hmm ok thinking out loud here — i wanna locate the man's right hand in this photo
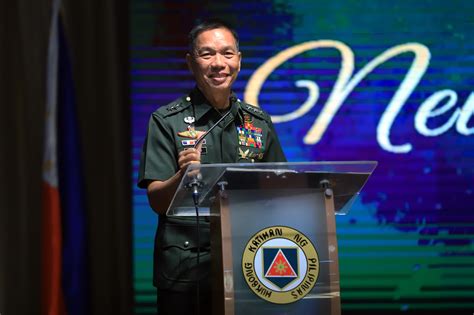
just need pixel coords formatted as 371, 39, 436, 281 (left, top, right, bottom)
147, 142, 203, 214
177, 142, 203, 172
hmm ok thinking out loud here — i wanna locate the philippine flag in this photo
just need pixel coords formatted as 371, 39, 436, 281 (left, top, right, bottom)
41, 0, 65, 313
41, 0, 88, 314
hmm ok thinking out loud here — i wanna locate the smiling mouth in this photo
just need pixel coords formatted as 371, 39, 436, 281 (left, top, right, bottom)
210, 73, 228, 78
209, 74, 229, 84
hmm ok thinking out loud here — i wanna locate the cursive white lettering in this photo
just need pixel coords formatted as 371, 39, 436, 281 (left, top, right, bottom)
456, 92, 474, 135
415, 90, 459, 136
244, 40, 474, 153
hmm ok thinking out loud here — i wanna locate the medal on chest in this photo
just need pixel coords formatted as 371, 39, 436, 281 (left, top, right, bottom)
237, 114, 263, 149
178, 116, 208, 154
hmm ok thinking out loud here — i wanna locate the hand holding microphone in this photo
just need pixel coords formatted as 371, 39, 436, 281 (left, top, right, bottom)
178, 141, 203, 173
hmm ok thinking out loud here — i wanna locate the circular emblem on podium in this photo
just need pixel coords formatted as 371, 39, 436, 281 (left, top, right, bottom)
242, 226, 319, 304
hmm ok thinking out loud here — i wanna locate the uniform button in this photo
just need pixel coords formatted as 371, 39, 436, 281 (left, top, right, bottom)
183, 241, 190, 248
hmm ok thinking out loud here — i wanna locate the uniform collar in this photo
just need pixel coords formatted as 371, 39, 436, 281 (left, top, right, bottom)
190, 87, 240, 123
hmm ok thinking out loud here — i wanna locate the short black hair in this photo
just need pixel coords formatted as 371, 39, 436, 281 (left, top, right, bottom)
188, 19, 239, 54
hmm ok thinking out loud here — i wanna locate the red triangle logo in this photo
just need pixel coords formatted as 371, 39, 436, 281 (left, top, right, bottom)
265, 249, 297, 277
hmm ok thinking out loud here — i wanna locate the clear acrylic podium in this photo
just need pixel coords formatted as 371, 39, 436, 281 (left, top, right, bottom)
166, 161, 377, 315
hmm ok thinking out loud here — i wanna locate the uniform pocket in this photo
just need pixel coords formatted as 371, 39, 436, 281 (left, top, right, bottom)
155, 221, 211, 285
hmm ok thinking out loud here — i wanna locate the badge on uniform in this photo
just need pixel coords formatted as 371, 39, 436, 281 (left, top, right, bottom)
181, 139, 206, 146
177, 125, 206, 139
243, 113, 253, 124
237, 115, 263, 149
178, 118, 208, 154
239, 148, 250, 159
239, 148, 263, 162
184, 116, 195, 124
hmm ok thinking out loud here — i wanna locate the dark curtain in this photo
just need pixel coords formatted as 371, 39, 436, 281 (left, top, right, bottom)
0, 0, 132, 314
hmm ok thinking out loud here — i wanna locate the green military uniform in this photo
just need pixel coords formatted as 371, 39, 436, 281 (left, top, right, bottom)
137, 87, 286, 313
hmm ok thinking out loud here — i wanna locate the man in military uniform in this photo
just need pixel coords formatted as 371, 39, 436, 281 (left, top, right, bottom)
138, 19, 286, 314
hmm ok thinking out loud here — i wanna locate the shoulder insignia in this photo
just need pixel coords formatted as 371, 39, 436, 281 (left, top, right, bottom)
160, 97, 192, 117
241, 103, 269, 121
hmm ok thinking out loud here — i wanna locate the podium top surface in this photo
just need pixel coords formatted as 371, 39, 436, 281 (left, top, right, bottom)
166, 161, 377, 216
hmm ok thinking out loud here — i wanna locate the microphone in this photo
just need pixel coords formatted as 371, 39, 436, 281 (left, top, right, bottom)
190, 96, 236, 315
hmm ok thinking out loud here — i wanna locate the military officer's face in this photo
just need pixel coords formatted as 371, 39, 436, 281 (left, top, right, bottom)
187, 27, 241, 96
